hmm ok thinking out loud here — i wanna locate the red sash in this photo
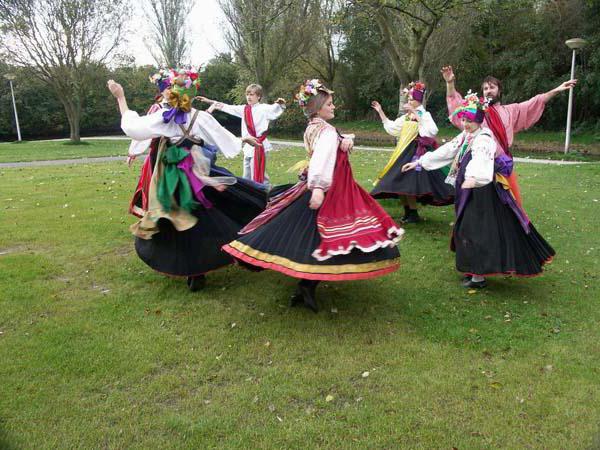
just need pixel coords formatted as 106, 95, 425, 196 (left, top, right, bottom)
129, 138, 159, 217
486, 105, 523, 206
313, 147, 403, 260
244, 104, 268, 183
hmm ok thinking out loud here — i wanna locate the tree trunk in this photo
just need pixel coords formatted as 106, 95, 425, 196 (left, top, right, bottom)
61, 99, 82, 143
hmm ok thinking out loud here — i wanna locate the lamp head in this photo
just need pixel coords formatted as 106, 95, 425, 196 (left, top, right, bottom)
565, 38, 588, 50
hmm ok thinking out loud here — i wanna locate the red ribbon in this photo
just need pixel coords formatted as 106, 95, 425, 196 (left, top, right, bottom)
486, 105, 522, 206
244, 104, 268, 183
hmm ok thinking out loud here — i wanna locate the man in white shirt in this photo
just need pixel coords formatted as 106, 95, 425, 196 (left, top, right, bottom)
199, 84, 286, 187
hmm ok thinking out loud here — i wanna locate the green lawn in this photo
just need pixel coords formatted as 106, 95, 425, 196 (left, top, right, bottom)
1, 148, 599, 448
0, 139, 127, 163
1, 132, 599, 165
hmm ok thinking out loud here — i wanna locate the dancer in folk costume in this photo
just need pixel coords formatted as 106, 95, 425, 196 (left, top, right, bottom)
441, 65, 577, 205
199, 84, 286, 186
223, 80, 403, 312
402, 93, 555, 288
107, 69, 267, 291
128, 69, 174, 217
371, 82, 454, 223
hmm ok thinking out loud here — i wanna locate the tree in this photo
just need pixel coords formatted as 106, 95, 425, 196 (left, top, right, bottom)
299, 0, 346, 86
0, 0, 126, 142
144, 0, 195, 68
218, 0, 321, 99
353, 1, 481, 92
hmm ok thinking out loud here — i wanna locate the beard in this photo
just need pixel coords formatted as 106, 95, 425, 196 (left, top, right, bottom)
486, 95, 499, 105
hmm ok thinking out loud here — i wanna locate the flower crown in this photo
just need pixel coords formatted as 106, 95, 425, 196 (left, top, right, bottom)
452, 90, 490, 122
454, 90, 489, 113
402, 81, 426, 102
295, 79, 333, 107
149, 67, 201, 96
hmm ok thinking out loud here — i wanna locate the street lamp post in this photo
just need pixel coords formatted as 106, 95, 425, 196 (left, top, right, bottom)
564, 38, 587, 154
4, 73, 22, 142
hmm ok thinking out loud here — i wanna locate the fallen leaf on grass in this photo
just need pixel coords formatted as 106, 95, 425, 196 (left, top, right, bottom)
467, 289, 477, 294
541, 364, 554, 373
361, 371, 370, 378
325, 395, 334, 402
489, 381, 502, 389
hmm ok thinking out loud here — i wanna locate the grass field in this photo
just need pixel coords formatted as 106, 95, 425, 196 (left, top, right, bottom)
1, 132, 599, 166
1, 145, 599, 448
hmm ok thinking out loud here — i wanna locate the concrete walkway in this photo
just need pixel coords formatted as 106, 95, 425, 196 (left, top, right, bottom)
0, 136, 590, 169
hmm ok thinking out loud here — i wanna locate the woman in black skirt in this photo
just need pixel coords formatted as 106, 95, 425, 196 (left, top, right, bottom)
223, 79, 403, 312
107, 70, 267, 291
402, 92, 554, 288
371, 82, 454, 223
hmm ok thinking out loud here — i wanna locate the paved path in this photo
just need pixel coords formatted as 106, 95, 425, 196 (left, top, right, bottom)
0, 136, 590, 168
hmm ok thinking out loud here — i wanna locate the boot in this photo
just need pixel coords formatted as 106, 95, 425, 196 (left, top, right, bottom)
187, 275, 206, 292
402, 208, 421, 224
289, 285, 303, 307
401, 205, 411, 222
298, 279, 320, 313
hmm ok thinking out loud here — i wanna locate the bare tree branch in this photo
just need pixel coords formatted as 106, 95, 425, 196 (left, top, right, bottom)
0, 0, 127, 142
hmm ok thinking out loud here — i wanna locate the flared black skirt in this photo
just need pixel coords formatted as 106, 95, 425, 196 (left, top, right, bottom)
135, 169, 267, 277
453, 183, 555, 276
224, 191, 400, 281
371, 141, 454, 205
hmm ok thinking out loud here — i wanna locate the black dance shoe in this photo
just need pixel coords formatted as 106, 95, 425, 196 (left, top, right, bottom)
299, 280, 319, 313
187, 275, 206, 292
402, 209, 421, 224
462, 274, 472, 284
401, 205, 411, 222
289, 287, 303, 307
463, 278, 487, 289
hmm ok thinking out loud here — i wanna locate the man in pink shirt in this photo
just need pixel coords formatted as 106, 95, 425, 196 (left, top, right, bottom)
442, 66, 576, 204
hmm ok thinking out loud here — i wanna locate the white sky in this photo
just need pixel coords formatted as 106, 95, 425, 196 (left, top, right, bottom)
124, 0, 230, 66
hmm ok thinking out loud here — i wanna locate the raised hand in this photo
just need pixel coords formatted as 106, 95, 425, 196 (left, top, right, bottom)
371, 100, 383, 113
555, 79, 578, 92
441, 66, 455, 83
107, 80, 124, 98
275, 97, 286, 105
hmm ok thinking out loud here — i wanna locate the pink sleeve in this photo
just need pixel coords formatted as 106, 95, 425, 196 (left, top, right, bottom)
147, 103, 161, 114
447, 90, 464, 130
505, 94, 546, 133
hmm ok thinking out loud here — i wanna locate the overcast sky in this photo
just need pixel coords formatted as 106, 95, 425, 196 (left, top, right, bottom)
124, 0, 229, 66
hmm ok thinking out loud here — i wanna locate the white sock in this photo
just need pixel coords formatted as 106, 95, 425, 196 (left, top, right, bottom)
471, 275, 485, 283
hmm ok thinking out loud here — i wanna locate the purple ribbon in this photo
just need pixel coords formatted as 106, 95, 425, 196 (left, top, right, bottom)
411, 136, 438, 171
177, 154, 213, 208
162, 108, 188, 125
454, 152, 530, 233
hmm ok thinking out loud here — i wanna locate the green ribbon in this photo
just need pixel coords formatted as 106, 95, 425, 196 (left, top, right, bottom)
157, 145, 199, 213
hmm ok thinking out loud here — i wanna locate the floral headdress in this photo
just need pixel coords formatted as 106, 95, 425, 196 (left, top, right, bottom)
452, 90, 489, 123
150, 67, 201, 124
295, 79, 334, 107
402, 81, 426, 103
150, 67, 201, 97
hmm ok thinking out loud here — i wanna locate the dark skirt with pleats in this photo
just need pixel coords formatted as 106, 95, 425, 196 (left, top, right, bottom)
371, 141, 454, 205
135, 166, 267, 277
452, 183, 554, 276
224, 191, 400, 281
